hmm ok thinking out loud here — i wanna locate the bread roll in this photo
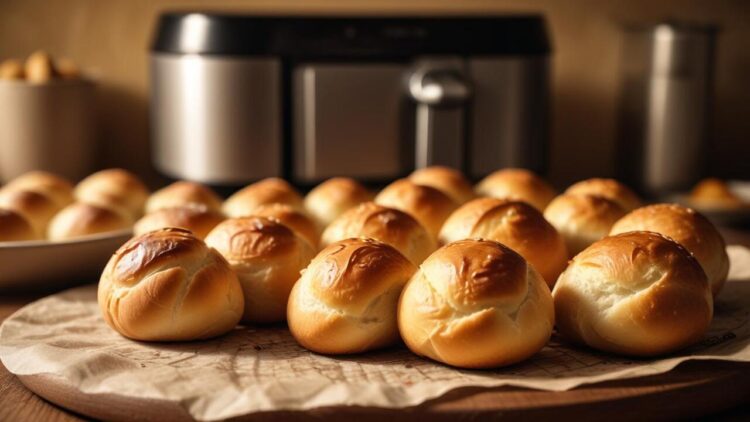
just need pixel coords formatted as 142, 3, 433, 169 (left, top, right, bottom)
0, 208, 40, 242
565, 178, 641, 211
543, 193, 626, 256
146, 181, 222, 214
552, 231, 712, 356
48, 202, 133, 240
609, 203, 729, 297
75, 168, 149, 217
223, 178, 303, 218
399, 239, 554, 368
439, 197, 568, 287
98, 228, 244, 341
321, 202, 436, 264
0, 189, 60, 236
689, 178, 745, 210
25, 50, 54, 83
374, 179, 458, 240
304, 177, 372, 228
287, 238, 416, 354
0, 59, 25, 80
409, 166, 475, 204
134, 205, 224, 239
475, 168, 556, 211
205, 217, 315, 323
252, 203, 320, 249
3, 170, 74, 208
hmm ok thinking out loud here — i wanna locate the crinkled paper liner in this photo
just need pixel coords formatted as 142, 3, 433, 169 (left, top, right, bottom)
2, 246, 750, 421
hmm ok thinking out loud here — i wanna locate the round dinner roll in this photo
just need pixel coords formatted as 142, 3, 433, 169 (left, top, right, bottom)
689, 178, 745, 210
287, 238, 416, 354
223, 177, 304, 218
475, 168, 556, 211
399, 239, 554, 368
409, 166, 475, 204
543, 193, 626, 256
304, 177, 372, 228
439, 198, 568, 287
609, 203, 729, 297
321, 202, 436, 264
565, 178, 641, 211
48, 202, 133, 241
134, 205, 224, 239
374, 179, 458, 240
146, 181, 222, 214
0, 189, 60, 236
205, 217, 316, 323
252, 203, 320, 249
552, 231, 712, 356
0, 208, 40, 242
75, 168, 149, 217
98, 228, 244, 341
3, 170, 74, 208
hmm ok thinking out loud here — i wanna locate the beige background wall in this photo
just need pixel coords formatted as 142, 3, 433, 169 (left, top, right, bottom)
1, 0, 748, 187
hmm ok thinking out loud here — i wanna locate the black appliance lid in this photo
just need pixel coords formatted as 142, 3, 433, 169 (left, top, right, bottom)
151, 13, 550, 57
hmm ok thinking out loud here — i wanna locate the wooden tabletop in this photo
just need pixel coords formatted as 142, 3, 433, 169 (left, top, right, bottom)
2, 227, 750, 421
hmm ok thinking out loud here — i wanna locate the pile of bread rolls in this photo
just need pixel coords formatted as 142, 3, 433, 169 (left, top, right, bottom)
0, 51, 80, 83
94, 166, 728, 369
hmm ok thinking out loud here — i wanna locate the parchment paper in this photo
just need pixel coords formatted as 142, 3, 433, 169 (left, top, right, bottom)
2, 246, 750, 421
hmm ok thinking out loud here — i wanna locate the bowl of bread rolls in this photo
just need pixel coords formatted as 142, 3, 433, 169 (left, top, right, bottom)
670, 178, 750, 227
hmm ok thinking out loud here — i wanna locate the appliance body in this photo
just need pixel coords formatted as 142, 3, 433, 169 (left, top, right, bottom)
151, 14, 551, 185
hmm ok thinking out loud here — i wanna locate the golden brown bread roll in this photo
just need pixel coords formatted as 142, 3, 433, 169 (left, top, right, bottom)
146, 181, 222, 214
565, 178, 641, 211
0, 208, 40, 242
75, 168, 149, 217
252, 203, 320, 249
321, 202, 436, 264
689, 178, 745, 210
399, 239, 554, 368
287, 238, 416, 354
374, 179, 458, 240
439, 197, 568, 287
205, 217, 316, 323
304, 177, 373, 228
475, 168, 556, 211
98, 228, 244, 341
0, 59, 25, 80
3, 170, 74, 208
0, 189, 60, 236
543, 193, 626, 256
552, 231, 712, 356
223, 178, 304, 218
409, 166, 475, 204
134, 205, 224, 239
48, 202, 133, 240
25, 50, 54, 83
609, 203, 729, 297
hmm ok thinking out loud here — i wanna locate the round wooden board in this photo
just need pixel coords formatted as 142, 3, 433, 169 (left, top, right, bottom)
15, 360, 750, 422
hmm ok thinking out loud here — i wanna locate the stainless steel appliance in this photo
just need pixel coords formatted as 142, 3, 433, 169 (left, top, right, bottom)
151, 13, 551, 185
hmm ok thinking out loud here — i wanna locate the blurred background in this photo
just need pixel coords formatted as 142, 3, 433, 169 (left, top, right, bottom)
0, 0, 748, 189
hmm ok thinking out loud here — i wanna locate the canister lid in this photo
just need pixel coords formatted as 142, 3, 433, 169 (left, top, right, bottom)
151, 13, 550, 57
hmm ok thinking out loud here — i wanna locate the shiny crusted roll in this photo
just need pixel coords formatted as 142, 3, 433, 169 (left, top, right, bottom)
610, 203, 729, 297
75, 168, 149, 217
0, 189, 60, 236
134, 205, 225, 239
321, 202, 436, 264
146, 181, 223, 214
543, 193, 626, 256
475, 168, 556, 211
439, 197, 568, 287
398, 239, 554, 368
98, 228, 244, 341
48, 202, 133, 240
552, 231, 712, 356
565, 178, 641, 211
0, 208, 40, 242
287, 238, 416, 354
205, 217, 316, 323
252, 203, 320, 249
223, 177, 304, 218
3, 170, 74, 208
409, 166, 475, 204
304, 177, 373, 228
375, 179, 458, 240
